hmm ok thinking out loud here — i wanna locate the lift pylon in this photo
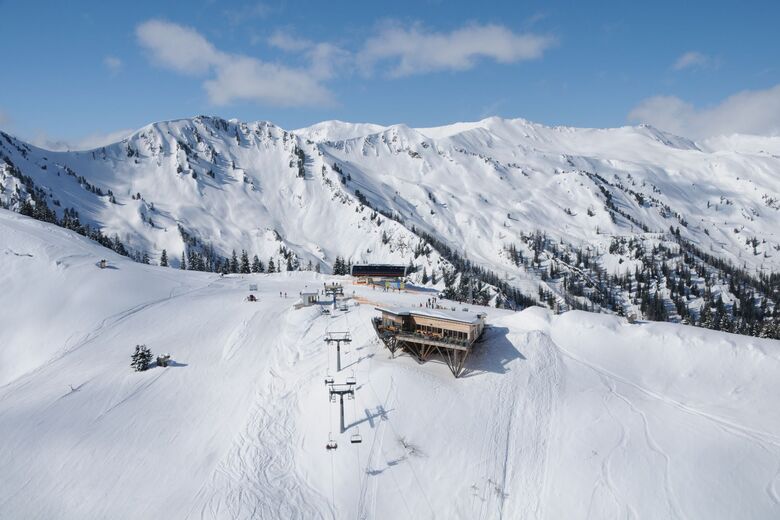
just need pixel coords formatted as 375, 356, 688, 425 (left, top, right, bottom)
324, 332, 352, 372
328, 381, 355, 434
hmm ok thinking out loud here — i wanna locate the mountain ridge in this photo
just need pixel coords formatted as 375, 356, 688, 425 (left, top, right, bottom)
2, 115, 779, 337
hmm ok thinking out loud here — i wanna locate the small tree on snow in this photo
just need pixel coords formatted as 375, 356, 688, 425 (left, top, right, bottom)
131, 344, 153, 372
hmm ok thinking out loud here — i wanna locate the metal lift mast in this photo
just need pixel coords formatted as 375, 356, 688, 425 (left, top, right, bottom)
328, 383, 354, 434
324, 331, 352, 372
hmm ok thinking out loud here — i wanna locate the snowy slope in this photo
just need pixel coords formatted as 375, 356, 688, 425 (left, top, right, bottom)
1, 210, 779, 519
3, 115, 780, 278
294, 120, 387, 142
318, 116, 780, 276
0, 118, 444, 276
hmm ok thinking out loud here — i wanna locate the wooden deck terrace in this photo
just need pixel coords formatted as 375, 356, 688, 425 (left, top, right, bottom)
371, 317, 477, 377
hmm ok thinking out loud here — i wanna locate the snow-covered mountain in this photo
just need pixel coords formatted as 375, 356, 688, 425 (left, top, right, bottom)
2, 116, 780, 334
1, 209, 779, 519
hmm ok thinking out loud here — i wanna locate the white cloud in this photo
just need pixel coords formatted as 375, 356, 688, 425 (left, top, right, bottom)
268, 30, 350, 80
104, 56, 122, 75
203, 56, 332, 107
135, 19, 555, 106
628, 84, 780, 139
136, 19, 332, 107
137, 20, 223, 75
358, 22, 555, 77
30, 128, 134, 152
672, 51, 711, 71
308, 42, 350, 80
268, 29, 311, 52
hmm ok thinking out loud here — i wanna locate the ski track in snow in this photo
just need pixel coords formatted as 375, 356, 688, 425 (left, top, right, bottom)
0, 275, 213, 399
501, 331, 562, 520
191, 306, 331, 520
554, 342, 780, 450
465, 329, 563, 520
553, 339, 780, 518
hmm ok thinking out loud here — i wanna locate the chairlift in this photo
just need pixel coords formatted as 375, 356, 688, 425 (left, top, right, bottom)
326, 434, 338, 450
345, 375, 356, 386
350, 433, 363, 444
324, 374, 335, 385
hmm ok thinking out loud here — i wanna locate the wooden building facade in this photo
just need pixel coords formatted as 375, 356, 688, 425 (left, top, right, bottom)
372, 306, 486, 377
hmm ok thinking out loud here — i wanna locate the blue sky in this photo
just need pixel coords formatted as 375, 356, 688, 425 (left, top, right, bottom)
1, 0, 779, 148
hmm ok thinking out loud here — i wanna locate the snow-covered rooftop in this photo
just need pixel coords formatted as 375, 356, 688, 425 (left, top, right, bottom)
375, 305, 486, 325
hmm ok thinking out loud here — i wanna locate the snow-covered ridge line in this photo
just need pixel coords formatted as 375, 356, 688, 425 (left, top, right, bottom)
2, 114, 780, 336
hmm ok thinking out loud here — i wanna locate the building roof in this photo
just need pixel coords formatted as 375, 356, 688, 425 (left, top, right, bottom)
351, 264, 407, 277
375, 305, 486, 325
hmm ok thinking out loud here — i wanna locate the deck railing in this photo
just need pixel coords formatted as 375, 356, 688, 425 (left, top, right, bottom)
374, 318, 470, 348
396, 331, 470, 348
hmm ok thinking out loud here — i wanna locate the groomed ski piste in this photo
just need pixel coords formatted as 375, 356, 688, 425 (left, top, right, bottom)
1, 209, 779, 519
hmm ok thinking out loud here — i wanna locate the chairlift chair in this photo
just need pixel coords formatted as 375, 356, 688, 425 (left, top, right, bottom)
345, 375, 356, 386
350, 433, 363, 444
326, 433, 338, 450
324, 374, 335, 385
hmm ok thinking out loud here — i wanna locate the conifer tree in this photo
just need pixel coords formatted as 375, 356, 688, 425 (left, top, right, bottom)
240, 250, 250, 274
131, 344, 153, 372
333, 256, 344, 275
421, 267, 429, 284
180, 251, 186, 270
251, 255, 264, 273
160, 249, 168, 267
267, 258, 276, 273
230, 249, 239, 273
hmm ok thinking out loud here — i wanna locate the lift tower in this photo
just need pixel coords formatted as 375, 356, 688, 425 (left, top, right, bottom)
328, 381, 354, 434
324, 331, 352, 371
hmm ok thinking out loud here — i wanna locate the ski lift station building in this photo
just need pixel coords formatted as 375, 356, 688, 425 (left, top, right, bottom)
372, 306, 487, 377
350, 263, 407, 281
294, 290, 320, 309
